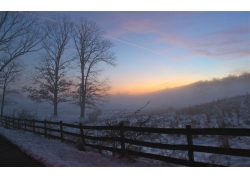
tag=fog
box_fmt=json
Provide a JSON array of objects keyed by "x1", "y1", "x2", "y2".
[
  {"x1": 105, "y1": 73, "x2": 250, "y2": 112},
  {"x1": 4, "y1": 73, "x2": 250, "y2": 120}
]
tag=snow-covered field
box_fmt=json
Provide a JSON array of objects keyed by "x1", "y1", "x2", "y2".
[
  {"x1": 62, "y1": 94, "x2": 250, "y2": 166},
  {"x1": 0, "y1": 126, "x2": 168, "y2": 167},
  {"x1": 1, "y1": 94, "x2": 249, "y2": 169},
  {"x1": 0, "y1": 123, "x2": 249, "y2": 178}
]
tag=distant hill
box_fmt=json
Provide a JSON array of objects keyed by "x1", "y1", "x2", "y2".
[
  {"x1": 3, "y1": 73, "x2": 250, "y2": 119},
  {"x1": 106, "y1": 73, "x2": 250, "y2": 111}
]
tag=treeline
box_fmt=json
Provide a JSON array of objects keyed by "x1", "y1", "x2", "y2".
[
  {"x1": 131, "y1": 72, "x2": 250, "y2": 112},
  {"x1": 177, "y1": 94, "x2": 249, "y2": 115},
  {"x1": 0, "y1": 12, "x2": 116, "y2": 119},
  {"x1": 193, "y1": 72, "x2": 250, "y2": 87}
]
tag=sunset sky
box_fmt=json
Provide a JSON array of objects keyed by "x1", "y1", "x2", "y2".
[{"x1": 30, "y1": 11, "x2": 250, "y2": 95}]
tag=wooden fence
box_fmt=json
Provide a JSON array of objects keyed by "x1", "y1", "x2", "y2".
[{"x1": 1, "y1": 116, "x2": 250, "y2": 167}]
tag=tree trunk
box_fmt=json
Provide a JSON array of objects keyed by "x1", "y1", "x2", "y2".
[
  {"x1": 53, "y1": 81, "x2": 58, "y2": 116},
  {"x1": 1, "y1": 81, "x2": 7, "y2": 118},
  {"x1": 80, "y1": 61, "x2": 85, "y2": 118},
  {"x1": 54, "y1": 99, "x2": 58, "y2": 116},
  {"x1": 0, "y1": 85, "x2": 6, "y2": 118},
  {"x1": 80, "y1": 93, "x2": 85, "y2": 118},
  {"x1": 54, "y1": 64, "x2": 59, "y2": 116},
  {"x1": 80, "y1": 80, "x2": 86, "y2": 118}
]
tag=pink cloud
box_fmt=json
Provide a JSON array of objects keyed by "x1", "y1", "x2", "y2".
[
  {"x1": 158, "y1": 35, "x2": 193, "y2": 48},
  {"x1": 106, "y1": 18, "x2": 163, "y2": 38},
  {"x1": 157, "y1": 26, "x2": 249, "y2": 59},
  {"x1": 193, "y1": 27, "x2": 249, "y2": 58},
  {"x1": 101, "y1": 12, "x2": 249, "y2": 61}
]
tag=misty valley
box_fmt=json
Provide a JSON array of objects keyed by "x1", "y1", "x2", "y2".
[
  {"x1": 2, "y1": 74, "x2": 250, "y2": 166},
  {"x1": 0, "y1": 11, "x2": 249, "y2": 167}
]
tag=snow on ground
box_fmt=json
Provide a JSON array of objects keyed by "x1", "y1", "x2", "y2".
[
  {"x1": 0, "y1": 126, "x2": 166, "y2": 167},
  {"x1": 0, "y1": 123, "x2": 248, "y2": 180},
  {"x1": 1, "y1": 94, "x2": 249, "y2": 168}
]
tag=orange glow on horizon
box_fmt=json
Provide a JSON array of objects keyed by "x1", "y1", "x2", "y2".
[{"x1": 108, "y1": 77, "x2": 196, "y2": 95}]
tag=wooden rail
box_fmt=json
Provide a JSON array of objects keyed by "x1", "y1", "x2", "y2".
[{"x1": 1, "y1": 116, "x2": 250, "y2": 167}]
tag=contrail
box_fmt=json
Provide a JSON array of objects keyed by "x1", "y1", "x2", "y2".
[
  {"x1": 26, "y1": 12, "x2": 167, "y2": 58},
  {"x1": 103, "y1": 35, "x2": 167, "y2": 58}
]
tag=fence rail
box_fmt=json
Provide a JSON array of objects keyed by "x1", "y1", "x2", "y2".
[{"x1": 1, "y1": 116, "x2": 250, "y2": 167}]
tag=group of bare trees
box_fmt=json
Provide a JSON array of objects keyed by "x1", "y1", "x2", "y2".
[
  {"x1": 0, "y1": 12, "x2": 43, "y2": 118},
  {"x1": 0, "y1": 12, "x2": 116, "y2": 119},
  {"x1": 70, "y1": 18, "x2": 115, "y2": 118},
  {"x1": 23, "y1": 16, "x2": 74, "y2": 117}
]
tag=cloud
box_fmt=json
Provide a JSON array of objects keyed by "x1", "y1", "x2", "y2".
[
  {"x1": 121, "y1": 19, "x2": 162, "y2": 34},
  {"x1": 158, "y1": 26, "x2": 250, "y2": 60},
  {"x1": 192, "y1": 27, "x2": 249, "y2": 58},
  {"x1": 104, "y1": 12, "x2": 200, "y2": 38},
  {"x1": 105, "y1": 18, "x2": 163, "y2": 39}
]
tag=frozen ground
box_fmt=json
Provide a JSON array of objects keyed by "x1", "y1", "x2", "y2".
[
  {"x1": 1, "y1": 94, "x2": 249, "y2": 168},
  {"x1": 77, "y1": 94, "x2": 250, "y2": 166},
  {"x1": 0, "y1": 126, "x2": 168, "y2": 167},
  {"x1": 0, "y1": 126, "x2": 248, "y2": 180}
]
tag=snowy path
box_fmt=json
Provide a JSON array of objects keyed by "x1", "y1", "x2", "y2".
[
  {"x1": 0, "y1": 126, "x2": 166, "y2": 167},
  {"x1": 0, "y1": 135, "x2": 45, "y2": 166}
]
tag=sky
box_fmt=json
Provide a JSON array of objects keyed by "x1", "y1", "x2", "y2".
[{"x1": 33, "y1": 11, "x2": 249, "y2": 95}]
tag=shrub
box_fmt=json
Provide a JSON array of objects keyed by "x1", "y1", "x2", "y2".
[{"x1": 88, "y1": 109, "x2": 102, "y2": 123}]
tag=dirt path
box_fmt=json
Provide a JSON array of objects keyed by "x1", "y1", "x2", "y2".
[{"x1": 0, "y1": 134, "x2": 45, "y2": 167}]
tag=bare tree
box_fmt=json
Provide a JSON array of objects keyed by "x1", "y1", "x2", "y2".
[
  {"x1": 23, "y1": 15, "x2": 74, "y2": 116},
  {"x1": 0, "y1": 59, "x2": 23, "y2": 117},
  {"x1": 0, "y1": 11, "x2": 43, "y2": 72},
  {"x1": 71, "y1": 76, "x2": 110, "y2": 109},
  {"x1": 71, "y1": 18, "x2": 116, "y2": 118}
]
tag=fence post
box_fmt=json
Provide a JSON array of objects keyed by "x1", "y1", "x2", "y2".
[
  {"x1": 119, "y1": 122, "x2": 125, "y2": 154},
  {"x1": 24, "y1": 119, "x2": 27, "y2": 131},
  {"x1": 44, "y1": 120, "x2": 47, "y2": 137},
  {"x1": 4, "y1": 117, "x2": 7, "y2": 128},
  {"x1": 8, "y1": 117, "x2": 10, "y2": 129},
  {"x1": 186, "y1": 125, "x2": 194, "y2": 167},
  {"x1": 18, "y1": 118, "x2": 20, "y2": 129},
  {"x1": 13, "y1": 118, "x2": 16, "y2": 129},
  {"x1": 33, "y1": 119, "x2": 35, "y2": 133},
  {"x1": 6, "y1": 117, "x2": 8, "y2": 128},
  {"x1": 12, "y1": 118, "x2": 14, "y2": 129},
  {"x1": 60, "y1": 121, "x2": 64, "y2": 141},
  {"x1": 79, "y1": 123, "x2": 86, "y2": 146}
]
